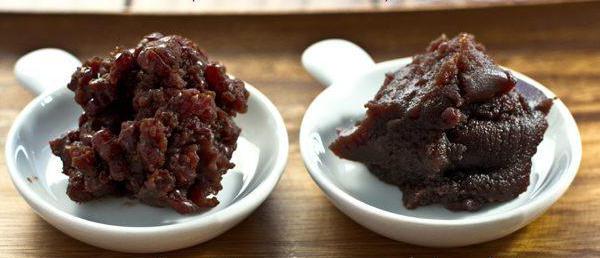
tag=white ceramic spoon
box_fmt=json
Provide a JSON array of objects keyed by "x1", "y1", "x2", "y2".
[
  {"x1": 7, "y1": 48, "x2": 289, "y2": 252},
  {"x1": 300, "y1": 39, "x2": 581, "y2": 247},
  {"x1": 15, "y1": 48, "x2": 81, "y2": 95}
]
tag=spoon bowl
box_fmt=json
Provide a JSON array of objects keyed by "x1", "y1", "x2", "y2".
[
  {"x1": 299, "y1": 40, "x2": 581, "y2": 247},
  {"x1": 6, "y1": 49, "x2": 289, "y2": 252}
]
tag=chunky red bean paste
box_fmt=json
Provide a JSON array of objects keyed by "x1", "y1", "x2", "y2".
[
  {"x1": 330, "y1": 33, "x2": 552, "y2": 211},
  {"x1": 50, "y1": 33, "x2": 249, "y2": 214}
]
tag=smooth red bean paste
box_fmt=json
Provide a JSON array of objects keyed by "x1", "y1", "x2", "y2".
[
  {"x1": 330, "y1": 33, "x2": 551, "y2": 211},
  {"x1": 50, "y1": 33, "x2": 249, "y2": 214}
]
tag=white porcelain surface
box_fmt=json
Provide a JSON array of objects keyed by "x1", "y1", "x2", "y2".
[
  {"x1": 14, "y1": 48, "x2": 81, "y2": 94},
  {"x1": 300, "y1": 39, "x2": 582, "y2": 247},
  {"x1": 302, "y1": 39, "x2": 375, "y2": 86},
  {"x1": 6, "y1": 49, "x2": 289, "y2": 252}
]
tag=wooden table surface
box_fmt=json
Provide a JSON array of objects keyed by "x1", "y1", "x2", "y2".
[
  {"x1": 1, "y1": 0, "x2": 595, "y2": 14},
  {"x1": 1, "y1": 2, "x2": 600, "y2": 257}
]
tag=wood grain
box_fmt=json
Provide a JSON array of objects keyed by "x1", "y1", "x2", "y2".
[
  {"x1": 0, "y1": 1, "x2": 600, "y2": 257},
  {"x1": 0, "y1": 0, "x2": 126, "y2": 13},
  {"x1": 0, "y1": 0, "x2": 597, "y2": 14}
]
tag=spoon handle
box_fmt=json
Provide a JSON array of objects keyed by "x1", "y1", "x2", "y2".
[
  {"x1": 14, "y1": 48, "x2": 82, "y2": 95},
  {"x1": 301, "y1": 39, "x2": 375, "y2": 87}
]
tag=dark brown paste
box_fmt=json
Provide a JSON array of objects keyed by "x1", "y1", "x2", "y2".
[
  {"x1": 330, "y1": 33, "x2": 551, "y2": 211},
  {"x1": 50, "y1": 33, "x2": 248, "y2": 214}
]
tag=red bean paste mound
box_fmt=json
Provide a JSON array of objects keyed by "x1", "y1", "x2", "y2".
[
  {"x1": 330, "y1": 33, "x2": 552, "y2": 211},
  {"x1": 50, "y1": 33, "x2": 249, "y2": 214}
]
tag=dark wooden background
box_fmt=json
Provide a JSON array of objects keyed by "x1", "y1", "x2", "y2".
[
  {"x1": 1, "y1": 0, "x2": 595, "y2": 14},
  {"x1": 0, "y1": 1, "x2": 599, "y2": 257}
]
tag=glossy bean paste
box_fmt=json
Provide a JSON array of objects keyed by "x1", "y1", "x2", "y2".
[
  {"x1": 330, "y1": 33, "x2": 552, "y2": 211},
  {"x1": 50, "y1": 33, "x2": 248, "y2": 214}
]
